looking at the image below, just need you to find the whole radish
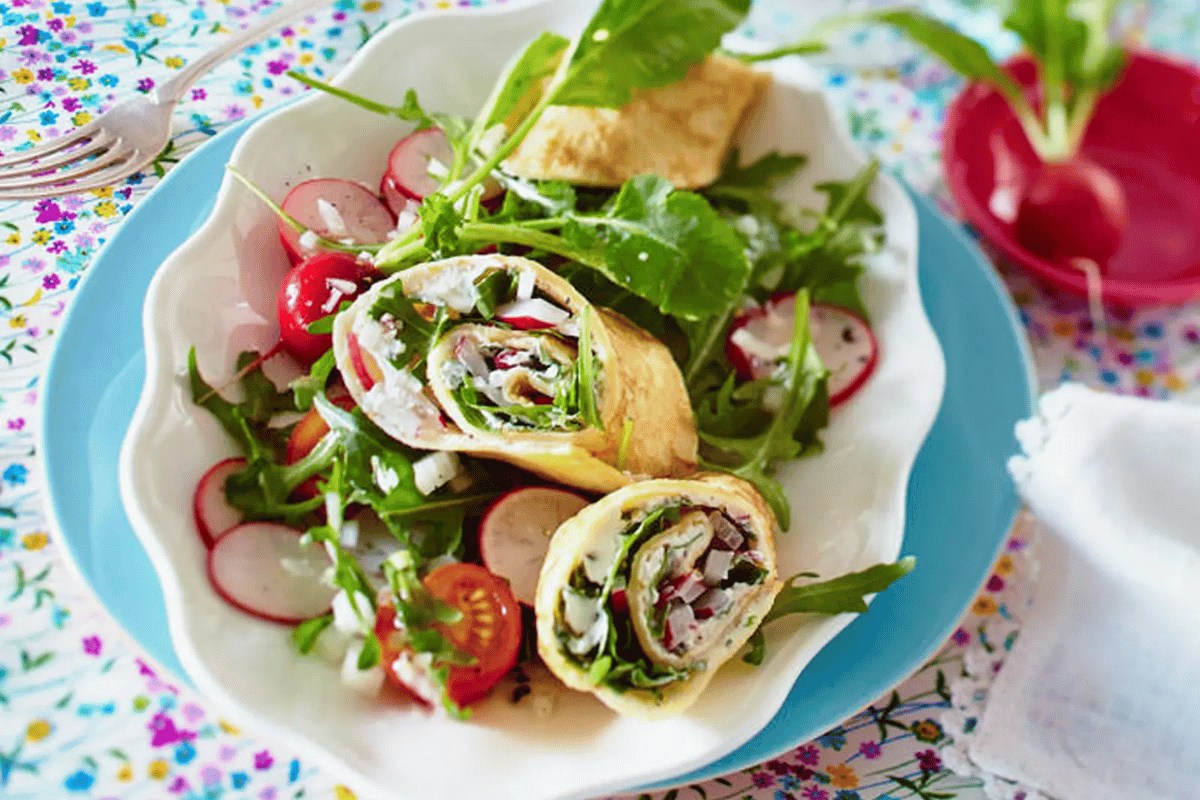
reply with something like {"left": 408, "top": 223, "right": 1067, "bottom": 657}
{"left": 277, "top": 252, "right": 376, "bottom": 365}
{"left": 1015, "top": 158, "right": 1129, "bottom": 268}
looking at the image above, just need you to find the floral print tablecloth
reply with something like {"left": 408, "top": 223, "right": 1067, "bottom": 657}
{"left": 1, "top": 1, "right": 1198, "bottom": 799}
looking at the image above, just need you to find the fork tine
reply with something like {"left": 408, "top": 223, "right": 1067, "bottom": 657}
{"left": 0, "top": 130, "right": 119, "bottom": 180}
{"left": 0, "top": 120, "right": 104, "bottom": 170}
{"left": 0, "top": 147, "right": 142, "bottom": 200}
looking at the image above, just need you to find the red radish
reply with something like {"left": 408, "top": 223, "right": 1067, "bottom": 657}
{"left": 206, "top": 521, "right": 338, "bottom": 624}
{"left": 1014, "top": 158, "right": 1129, "bottom": 268}
{"left": 726, "top": 295, "right": 879, "bottom": 407}
{"left": 495, "top": 298, "right": 569, "bottom": 330}
{"left": 478, "top": 486, "right": 590, "bottom": 606}
{"left": 277, "top": 252, "right": 376, "bottom": 366}
{"left": 382, "top": 128, "right": 503, "bottom": 212}
{"left": 193, "top": 457, "right": 247, "bottom": 548}
{"left": 277, "top": 178, "right": 396, "bottom": 265}
{"left": 346, "top": 332, "right": 383, "bottom": 391}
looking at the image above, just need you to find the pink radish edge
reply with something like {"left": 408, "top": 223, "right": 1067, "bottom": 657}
{"left": 810, "top": 304, "right": 879, "bottom": 406}
{"left": 726, "top": 296, "right": 879, "bottom": 407}
{"left": 207, "top": 521, "right": 337, "bottom": 625}
{"left": 193, "top": 457, "right": 247, "bottom": 548}
{"left": 478, "top": 486, "right": 591, "bottom": 606}
{"left": 277, "top": 177, "right": 395, "bottom": 266}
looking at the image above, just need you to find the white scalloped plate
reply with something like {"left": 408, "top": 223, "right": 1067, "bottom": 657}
{"left": 118, "top": 3, "right": 945, "bottom": 799}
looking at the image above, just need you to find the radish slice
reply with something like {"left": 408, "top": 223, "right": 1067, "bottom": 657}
{"left": 495, "top": 298, "right": 570, "bottom": 330}
{"left": 810, "top": 304, "right": 879, "bottom": 406}
{"left": 382, "top": 127, "right": 504, "bottom": 212}
{"left": 479, "top": 486, "right": 590, "bottom": 606}
{"left": 725, "top": 295, "right": 879, "bottom": 407}
{"left": 277, "top": 178, "right": 395, "bottom": 265}
{"left": 207, "top": 522, "right": 338, "bottom": 624}
{"left": 193, "top": 457, "right": 246, "bottom": 548}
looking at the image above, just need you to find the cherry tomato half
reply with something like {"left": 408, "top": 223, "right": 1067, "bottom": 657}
{"left": 376, "top": 563, "right": 522, "bottom": 709}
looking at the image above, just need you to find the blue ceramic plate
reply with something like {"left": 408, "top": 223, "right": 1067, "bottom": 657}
{"left": 41, "top": 118, "right": 1035, "bottom": 789}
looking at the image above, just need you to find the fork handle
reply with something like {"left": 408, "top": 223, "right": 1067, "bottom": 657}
{"left": 156, "top": 0, "right": 332, "bottom": 103}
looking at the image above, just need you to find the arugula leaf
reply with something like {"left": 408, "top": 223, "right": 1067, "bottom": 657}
{"left": 367, "top": 283, "right": 451, "bottom": 378}
{"left": 742, "top": 557, "right": 916, "bottom": 665}
{"left": 480, "top": 31, "right": 570, "bottom": 132}
{"left": 869, "top": 10, "right": 1027, "bottom": 104}
{"left": 554, "top": 0, "right": 750, "bottom": 108}
{"left": 576, "top": 307, "right": 604, "bottom": 430}
{"left": 473, "top": 269, "right": 516, "bottom": 320}
{"left": 567, "top": 175, "right": 750, "bottom": 320}
{"left": 762, "top": 557, "right": 916, "bottom": 623}
{"left": 291, "top": 350, "right": 337, "bottom": 411}
{"left": 291, "top": 614, "right": 333, "bottom": 654}
{"left": 697, "top": 290, "right": 826, "bottom": 528}
{"left": 286, "top": 71, "right": 470, "bottom": 143}
{"left": 704, "top": 149, "right": 808, "bottom": 216}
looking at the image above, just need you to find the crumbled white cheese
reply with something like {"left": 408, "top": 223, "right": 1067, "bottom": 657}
{"left": 352, "top": 312, "right": 406, "bottom": 364}
{"left": 316, "top": 198, "right": 349, "bottom": 237}
{"left": 340, "top": 641, "right": 385, "bottom": 695}
{"left": 327, "top": 277, "right": 358, "bottom": 295}
{"left": 332, "top": 589, "right": 376, "bottom": 635}
{"left": 410, "top": 259, "right": 489, "bottom": 314}
{"left": 338, "top": 517, "right": 360, "bottom": 549}
{"left": 395, "top": 209, "right": 418, "bottom": 233}
{"left": 391, "top": 650, "right": 441, "bottom": 706}
{"left": 412, "top": 451, "right": 461, "bottom": 496}
{"left": 360, "top": 357, "right": 442, "bottom": 439}
{"left": 370, "top": 454, "right": 401, "bottom": 494}
{"left": 298, "top": 229, "right": 320, "bottom": 253}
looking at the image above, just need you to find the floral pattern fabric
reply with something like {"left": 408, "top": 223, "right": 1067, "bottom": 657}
{"left": 1, "top": 0, "right": 1197, "bottom": 798}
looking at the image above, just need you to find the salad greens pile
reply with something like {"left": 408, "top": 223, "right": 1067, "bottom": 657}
{"left": 198, "top": 0, "right": 917, "bottom": 713}
{"left": 284, "top": 0, "right": 886, "bottom": 527}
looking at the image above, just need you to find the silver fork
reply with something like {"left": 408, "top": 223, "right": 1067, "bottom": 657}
{"left": 0, "top": 0, "right": 330, "bottom": 202}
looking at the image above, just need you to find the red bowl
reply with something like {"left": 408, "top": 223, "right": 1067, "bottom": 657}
{"left": 943, "top": 51, "right": 1200, "bottom": 305}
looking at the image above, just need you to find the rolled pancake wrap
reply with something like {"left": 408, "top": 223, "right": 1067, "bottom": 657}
{"left": 535, "top": 473, "right": 783, "bottom": 719}
{"left": 332, "top": 254, "right": 697, "bottom": 493}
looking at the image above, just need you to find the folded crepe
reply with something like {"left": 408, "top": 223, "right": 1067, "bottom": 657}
{"left": 503, "top": 54, "right": 769, "bottom": 190}
{"left": 535, "top": 473, "right": 783, "bottom": 718}
{"left": 332, "top": 254, "right": 697, "bottom": 493}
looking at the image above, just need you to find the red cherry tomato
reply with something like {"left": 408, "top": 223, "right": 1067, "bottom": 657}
{"left": 376, "top": 563, "right": 522, "bottom": 709}
{"left": 285, "top": 394, "right": 356, "bottom": 500}
{"left": 277, "top": 252, "right": 376, "bottom": 365}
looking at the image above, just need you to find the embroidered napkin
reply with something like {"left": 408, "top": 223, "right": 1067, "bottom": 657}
{"left": 968, "top": 382, "right": 1200, "bottom": 800}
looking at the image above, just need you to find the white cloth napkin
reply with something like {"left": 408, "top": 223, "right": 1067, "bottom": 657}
{"left": 968, "top": 382, "right": 1200, "bottom": 800}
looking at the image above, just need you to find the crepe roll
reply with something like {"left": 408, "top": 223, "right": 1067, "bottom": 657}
{"left": 535, "top": 473, "right": 782, "bottom": 718}
{"left": 332, "top": 254, "right": 697, "bottom": 493}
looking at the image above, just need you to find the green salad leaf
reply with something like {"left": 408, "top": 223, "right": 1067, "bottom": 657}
{"left": 554, "top": 0, "right": 750, "bottom": 108}
{"left": 743, "top": 557, "right": 917, "bottom": 665}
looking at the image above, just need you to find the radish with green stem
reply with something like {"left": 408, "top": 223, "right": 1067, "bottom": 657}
{"left": 867, "top": 2, "right": 1131, "bottom": 269}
